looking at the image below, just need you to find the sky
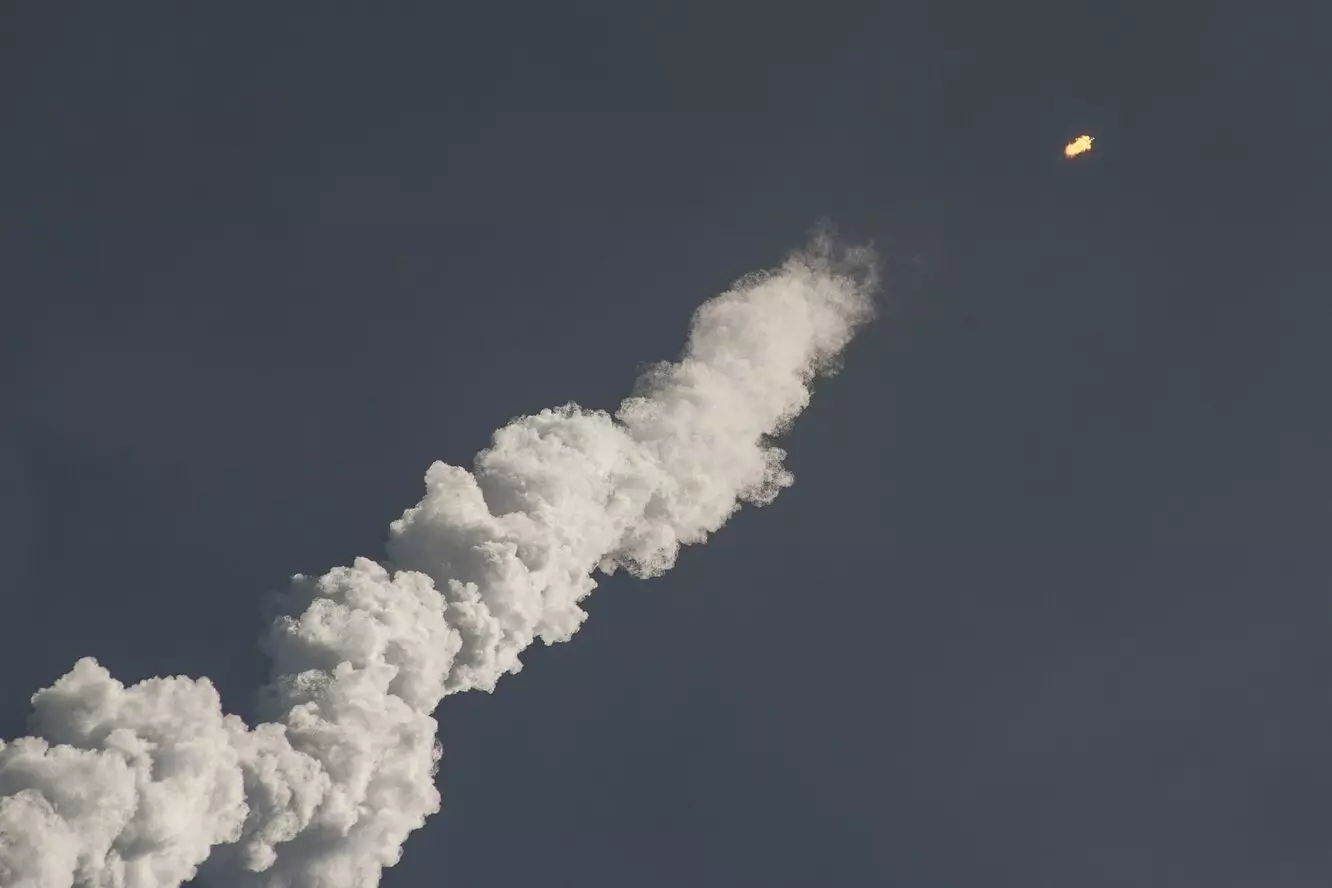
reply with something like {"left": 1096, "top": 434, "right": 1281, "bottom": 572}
{"left": 2, "top": 3, "right": 1331, "bottom": 887}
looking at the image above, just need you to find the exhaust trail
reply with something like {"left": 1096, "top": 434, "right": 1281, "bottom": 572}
{"left": 0, "top": 233, "right": 878, "bottom": 888}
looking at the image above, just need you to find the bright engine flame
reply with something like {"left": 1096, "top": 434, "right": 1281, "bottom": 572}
{"left": 1064, "top": 134, "right": 1094, "bottom": 158}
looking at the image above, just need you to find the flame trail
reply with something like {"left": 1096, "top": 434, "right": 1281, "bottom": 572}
{"left": 0, "top": 233, "right": 878, "bottom": 888}
{"left": 1064, "top": 134, "right": 1095, "bottom": 158}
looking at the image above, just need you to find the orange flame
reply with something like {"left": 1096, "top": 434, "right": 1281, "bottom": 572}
{"left": 1064, "top": 134, "right": 1094, "bottom": 158}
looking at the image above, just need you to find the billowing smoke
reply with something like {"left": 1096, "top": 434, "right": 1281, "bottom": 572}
{"left": 0, "top": 234, "right": 878, "bottom": 888}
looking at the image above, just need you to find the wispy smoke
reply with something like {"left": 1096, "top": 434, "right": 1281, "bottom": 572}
{"left": 0, "top": 234, "right": 878, "bottom": 888}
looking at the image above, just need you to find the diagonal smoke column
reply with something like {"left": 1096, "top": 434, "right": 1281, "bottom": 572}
{"left": 0, "top": 235, "right": 877, "bottom": 888}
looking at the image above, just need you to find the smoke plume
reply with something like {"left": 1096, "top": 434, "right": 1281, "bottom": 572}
{"left": 0, "top": 234, "right": 878, "bottom": 888}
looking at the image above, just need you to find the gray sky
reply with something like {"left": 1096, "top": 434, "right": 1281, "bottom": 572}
{"left": 2, "top": 4, "right": 1331, "bottom": 886}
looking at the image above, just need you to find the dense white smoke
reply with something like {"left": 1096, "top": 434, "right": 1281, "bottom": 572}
{"left": 0, "top": 234, "right": 877, "bottom": 888}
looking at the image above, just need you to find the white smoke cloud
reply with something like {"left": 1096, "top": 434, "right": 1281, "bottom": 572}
{"left": 0, "top": 233, "right": 877, "bottom": 888}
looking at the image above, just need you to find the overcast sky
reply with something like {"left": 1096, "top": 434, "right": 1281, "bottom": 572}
{"left": 3, "top": 4, "right": 1331, "bottom": 887}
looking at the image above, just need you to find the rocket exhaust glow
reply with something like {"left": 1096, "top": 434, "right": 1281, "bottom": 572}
{"left": 1064, "top": 134, "right": 1095, "bottom": 158}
